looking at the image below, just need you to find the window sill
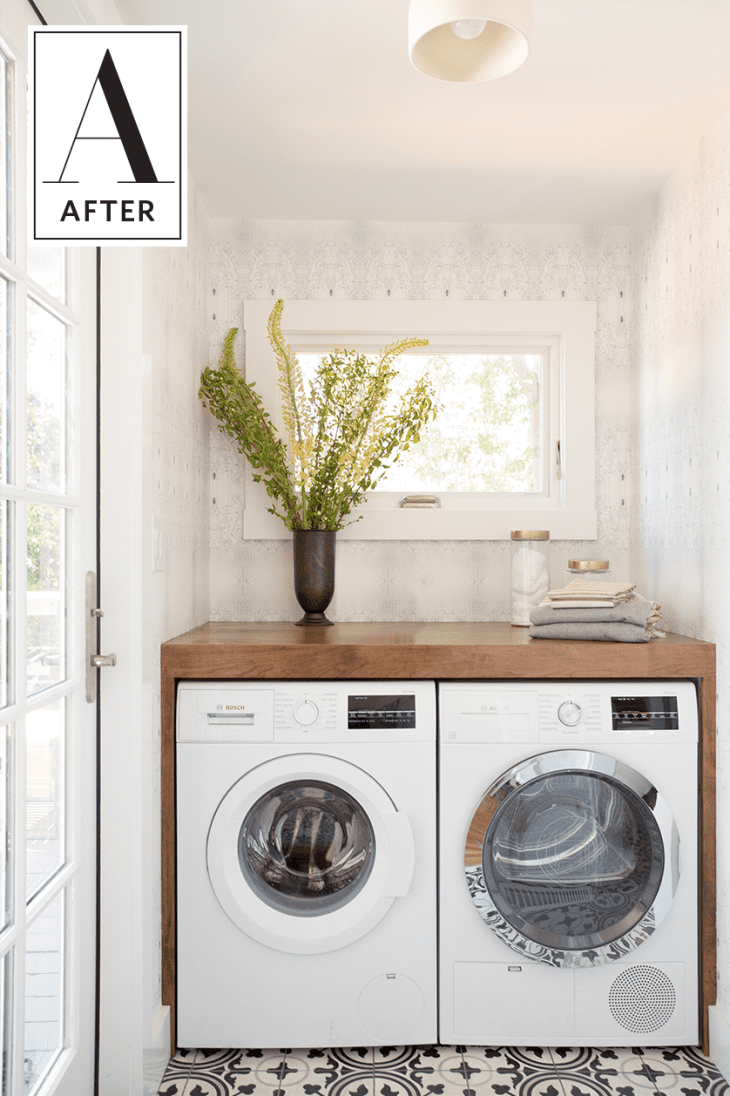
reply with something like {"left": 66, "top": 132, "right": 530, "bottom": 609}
{"left": 242, "top": 505, "right": 597, "bottom": 541}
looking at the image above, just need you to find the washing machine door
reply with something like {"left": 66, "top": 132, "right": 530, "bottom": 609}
{"left": 207, "top": 753, "right": 415, "bottom": 954}
{"left": 464, "top": 750, "right": 679, "bottom": 968}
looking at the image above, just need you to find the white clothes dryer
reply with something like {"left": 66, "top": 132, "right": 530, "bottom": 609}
{"left": 176, "top": 680, "right": 437, "bottom": 1049}
{"left": 438, "top": 680, "right": 698, "bottom": 1047}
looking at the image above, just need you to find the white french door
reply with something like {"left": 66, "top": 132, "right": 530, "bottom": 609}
{"left": 0, "top": 1, "right": 98, "bottom": 1094}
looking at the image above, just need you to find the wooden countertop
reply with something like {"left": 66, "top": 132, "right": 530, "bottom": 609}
{"left": 161, "top": 620, "right": 715, "bottom": 679}
{"left": 160, "top": 621, "right": 716, "bottom": 1053}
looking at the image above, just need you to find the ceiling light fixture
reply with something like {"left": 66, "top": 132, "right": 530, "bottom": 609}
{"left": 408, "top": 0, "right": 531, "bottom": 82}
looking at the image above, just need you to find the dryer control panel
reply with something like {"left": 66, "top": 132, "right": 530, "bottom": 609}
{"left": 439, "top": 680, "right": 698, "bottom": 746}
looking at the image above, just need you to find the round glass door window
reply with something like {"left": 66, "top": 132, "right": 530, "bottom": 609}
{"left": 465, "top": 751, "right": 675, "bottom": 967}
{"left": 239, "top": 780, "right": 376, "bottom": 916}
{"left": 484, "top": 771, "right": 663, "bottom": 949}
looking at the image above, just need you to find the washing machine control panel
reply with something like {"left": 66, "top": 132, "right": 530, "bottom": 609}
{"left": 293, "top": 699, "right": 319, "bottom": 725}
{"left": 557, "top": 700, "right": 582, "bottom": 726}
{"left": 347, "top": 693, "right": 416, "bottom": 730}
{"left": 275, "top": 689, "right": 337, "bottom": 736}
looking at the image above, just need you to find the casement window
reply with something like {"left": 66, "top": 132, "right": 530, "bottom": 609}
{"left": 241, "top": 300, "right": 596, "bottom": 540}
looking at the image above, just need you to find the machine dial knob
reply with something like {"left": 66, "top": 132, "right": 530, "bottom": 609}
{"left": 294, "top": 699, "right": 319, "bottom": 725}
{"left": 558, "top": 700, "right": 582, "bottom": 726}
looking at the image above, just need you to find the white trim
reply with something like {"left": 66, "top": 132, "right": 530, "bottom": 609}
{"left": 241, "top": 299, "right": 596, "bottom": 540}
{"left": 710, "top": 1004, "right": 730, "bottom": 1087}
{"left": 142, "top": 1006, "right": 170, "bottom": 1096}
{"left": 98, "top": 246, "right": 145, "bottom": 1095}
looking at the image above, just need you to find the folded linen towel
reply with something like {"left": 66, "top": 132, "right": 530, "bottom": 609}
{"left": 545, "top": 579, "right": 637, "bottom": 602}
{"left": 528, "top": 621, "right": 654, "bottom": 643}
{"left": 529, "top": 594, "right": 664, "bottom": 642}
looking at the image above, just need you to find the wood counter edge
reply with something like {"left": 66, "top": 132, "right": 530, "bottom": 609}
{"left": 160, "top": 627, "right": 716, "bottom": 1056}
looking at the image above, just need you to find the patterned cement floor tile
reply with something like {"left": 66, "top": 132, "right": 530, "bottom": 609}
{"left": 157, "top": 1048, "right": 728, "bottom": 1096}
{"left": 370, "top": 1046, "right": 463, "bottom": 1096}
{"left": 440, "top": 1046, "right": 570, "bottom": 1096}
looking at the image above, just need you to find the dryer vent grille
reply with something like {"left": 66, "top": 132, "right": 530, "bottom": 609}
{"left": 608, "top": 966, "right": 676, "bottom": 1033}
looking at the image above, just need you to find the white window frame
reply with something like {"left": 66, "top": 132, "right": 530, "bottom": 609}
{"left": 241, "top": 300, "right": 596, "bottom": 540}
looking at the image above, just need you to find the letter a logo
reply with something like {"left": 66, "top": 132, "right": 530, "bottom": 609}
{"left": 57, "top": 50, "right": 158, "bottom": 183}
{"left": 31, "top": 28, "right": 186, "bottom": 245}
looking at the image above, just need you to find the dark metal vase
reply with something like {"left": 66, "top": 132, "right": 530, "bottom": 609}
{"left": 293, "top": 529, "right": 336, "bottom": 626}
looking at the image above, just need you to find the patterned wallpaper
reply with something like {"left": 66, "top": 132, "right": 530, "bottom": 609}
{"left": 206, "top": 219, "right": 632, "bottom": 623}
{"left": 142, "top": 182, "right": 211, "bottom": 1036}
{"left": 631, "top": 109, "right": 730, "bottom": 1027}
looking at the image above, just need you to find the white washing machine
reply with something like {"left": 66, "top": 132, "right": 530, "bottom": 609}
{"left": 438, "top": 680, "right": 698, "bottom": 1047}
{"left": 176, "top": 680, "right": 437, "bottom": 1048}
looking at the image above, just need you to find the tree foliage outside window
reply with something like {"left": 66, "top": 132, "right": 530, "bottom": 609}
{"left": 299, "top": 351, "right": 542, "bottom": 494}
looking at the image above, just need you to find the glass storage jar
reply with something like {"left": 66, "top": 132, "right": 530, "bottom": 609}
{"left": 510, "top": 530, "right": 550, "bottom": 626}
{"left": 562, "top": 559, "right": 615, "bottom": 586}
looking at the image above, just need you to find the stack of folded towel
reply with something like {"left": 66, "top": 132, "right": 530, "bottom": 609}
{"left": 528, "top": 579, "right": 664, "bottom": 643}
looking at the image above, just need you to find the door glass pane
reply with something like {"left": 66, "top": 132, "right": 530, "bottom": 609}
{"left": 0, "top": 48, "right": 8, "bottom": 258}
{"left": 26, "top": 701, "right": 64, "bottom": 902}
{"left": 0, "top": 722, "right": 9, "bottom": 930}
{"left": 483, "top": 772, "right": 665, "bottom": 950}
{"left": 24, "top": 891, "right": 63, "bottom": 1095}
{"left": 1, "top": 949, "right": 12, "bottom": 1095}
{"left": 0, "top": 275, "right": 8, "bottom": 484}
{"left": 26, "top": 299, "right": 67, "bottom": 494}
{"left": 27, "top": 251, "right": 65, "bottom": 305}
{"left": 240, "top": 780, "right": 375, "bottom": 915}
{"left": 0, "top": 500, "right": 10, "bottom": 708}
{"left": 27, "top": 505, "right": 65, "bottom": 695}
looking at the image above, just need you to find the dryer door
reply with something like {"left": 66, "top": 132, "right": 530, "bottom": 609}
{"left": 207, "top": 753, "right": 415, "bottom": 954}
{"left": 464, "top": 750, "right": 679, "bottom": 968}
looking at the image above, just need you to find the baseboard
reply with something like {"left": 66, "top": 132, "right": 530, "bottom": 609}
{"left": 709, "top": 1004, "right": 730, "bottom": 1083}
{"left": 143, "top": 1005, "right": 171, "bottom": 1096}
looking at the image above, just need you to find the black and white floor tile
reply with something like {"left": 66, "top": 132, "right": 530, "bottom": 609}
{"left": 157, "top": 1045, "right": 729, "bottom": 1096}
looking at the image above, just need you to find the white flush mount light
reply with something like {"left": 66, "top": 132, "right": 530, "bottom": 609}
{"left": 409, "top": 0, "right": 531, "bottom": 82}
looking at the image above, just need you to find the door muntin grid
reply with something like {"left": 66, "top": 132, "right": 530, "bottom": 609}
{"left": 0, "top": 7, "right": 97, "bottom": 1092}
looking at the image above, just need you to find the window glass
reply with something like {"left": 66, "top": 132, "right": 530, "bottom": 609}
{"left": 24, "top": 891, "right": 64, "bottom": 1094}
{"left": 300, "top": 351, "right": 543, "bottom": 494}
{"left": 26, "top": 506, "right": 65, "bottom": 695}
{"left": 26, "top": 299, "right": 68, "bottom": 495}
{"left": 25, "top": 700, "right": 64, "bottom": 901}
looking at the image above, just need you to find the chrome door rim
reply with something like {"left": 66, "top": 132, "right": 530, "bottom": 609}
{"left": 464, "top": 750, "right": 680, "bottom": 968}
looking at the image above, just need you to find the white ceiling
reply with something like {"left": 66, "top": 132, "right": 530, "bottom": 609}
{"left": 114, "top": 0, "right": 730, "bottom": 224}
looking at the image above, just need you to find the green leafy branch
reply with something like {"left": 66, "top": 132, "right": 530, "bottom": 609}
{"left": 199, "top": 327, "right": 302, "bottom": 528}
{"left": 200, "top": 301, "right": 439, "bottom": 531}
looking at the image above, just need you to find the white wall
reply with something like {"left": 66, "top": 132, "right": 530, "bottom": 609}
{"left": 99, "top": 178, "right": 211, "bottom": 1095}
{"left": 207, "top": 219, "right": 632, "bottom": 622}
{"left": 140, "top": 182, "right": 212, "bottom": 1086}
{"left": 631, "top": 116, "right": 730, "bottom": 1070}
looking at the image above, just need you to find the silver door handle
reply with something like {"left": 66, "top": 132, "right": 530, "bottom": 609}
{"left": 86, "top": 571, "right": 117, "bottom": 702}
{"left": 90, "top": 653, "right": 117, "bottom": 668}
